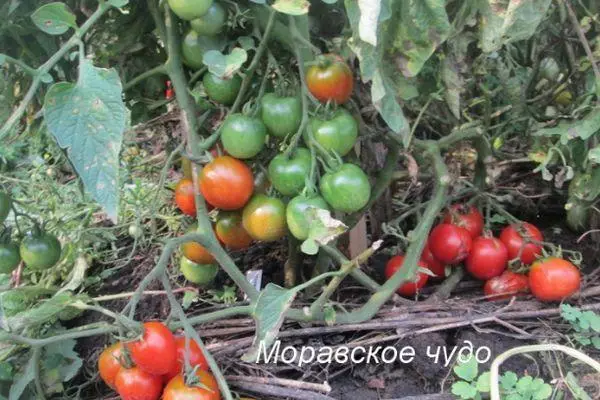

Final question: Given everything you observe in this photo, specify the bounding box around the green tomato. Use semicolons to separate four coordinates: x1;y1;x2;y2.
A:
190;2;227;35
168;0;213;21
181;30;224;70
539;57;560;82
260;93;302;138
319;163;371;213
307;108;358;156
203;73;242;105
268;148;311;196
0;242;20;274
20;233;62;270
221;114;266;159
0;191;11;225
286;194;329;240
180;256;218;285
566;199;590;232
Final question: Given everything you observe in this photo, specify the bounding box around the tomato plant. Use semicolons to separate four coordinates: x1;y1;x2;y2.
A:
174;178;197;217
180;256;218;284
483;271;529;300
242;194;287;242
384;255;429;297
307;108;358;156
190;2;227;36
114;366;163;400
319;163;371;213
98;342;124;389
268;147;311;196
168;0;213;21
428;224;472;264
163;336;209;381
306;54;353;104
20;232;61;270
465;236;508;280
499;222;543;265
200;156;254;210
163;369;220;400
220;114;266;159
442;204;484;239
286;194;330;240
127;321;177;376
215;212;253;250
261;93;302;138
529;257;581;301
203;73;242;106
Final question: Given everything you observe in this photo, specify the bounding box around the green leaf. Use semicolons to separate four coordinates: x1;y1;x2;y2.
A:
0;363;13;381
451;381;478;399
442;54;462;119
357;0;382;46
323;305;336;326
107;0;129;6
272;0;310;15
8;354;35;400
476;372;491;393
533;108;600;145
500;371;519;390
532;380;552;400
43;339;82;383
241;283;297;362
57;256;88;295
588;146;600;165
300;208;348;256
591;336;600;349
31;2;77;35
5;292;76;331
238;36;255;51
202;48;248;79
453;356;478;382
516;376;534;394
43;60;128;223
561;304;582;322
182;291;198;310
581;311;600;332
480;0;552;53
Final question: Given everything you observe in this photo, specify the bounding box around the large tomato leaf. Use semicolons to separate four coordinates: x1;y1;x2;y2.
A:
241;283;297;362
272;0;310;15
43;60;128;222
203;48;248;79
346;0;450;144
533;108;600;144
480;0;552;53
31;2;77;35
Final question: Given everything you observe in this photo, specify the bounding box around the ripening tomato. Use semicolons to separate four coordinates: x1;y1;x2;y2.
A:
181;224;216;264
465;236;508;280
98;342;124;389
442;204;484;239
163;369;220;400
174;178;196;216
114;366;163;400
499;222;543;265
200;156;254;210
306;54;353;104
242;195;287;242
428;224;472;264
384;255;429;297
483;271;529;300
180;256;218;285
163;336;209;382
215;212;253;250
529;257;581;301
420;243;446;279
127;321;177;376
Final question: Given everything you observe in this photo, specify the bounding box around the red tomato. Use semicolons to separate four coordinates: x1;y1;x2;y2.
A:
98;342;123;389
483;271;529;300
215;212;253;250
421;243;446;279
306;54;353;104
384;255;429;297
163;336;209;382
174;178;196;217
127;321;177;376
442;204;484;239
529;257;581;301
163;370;221;400
114;366;163;400
465;236;508;280
165;80;174;99
428;224;473;264
499;222;543;265
200;156;254;210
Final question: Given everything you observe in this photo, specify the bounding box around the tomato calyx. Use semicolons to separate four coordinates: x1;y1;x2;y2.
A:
183;365;214;392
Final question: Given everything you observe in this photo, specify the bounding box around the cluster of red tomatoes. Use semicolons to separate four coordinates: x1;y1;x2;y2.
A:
385;204;582;302
98;321;220;400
